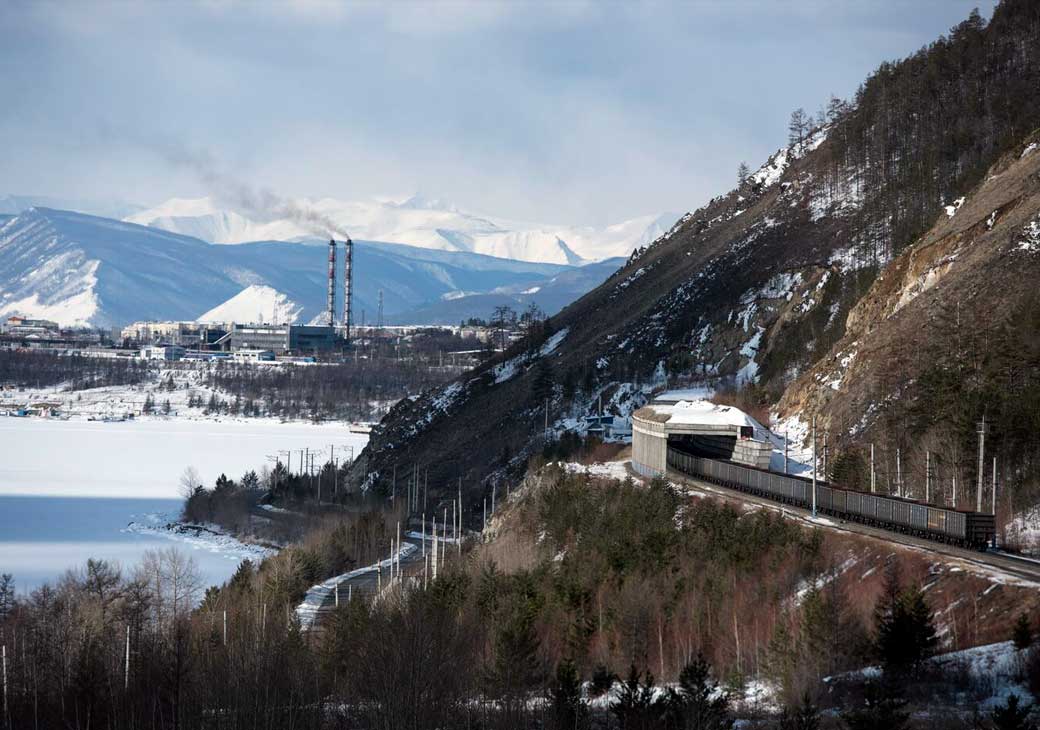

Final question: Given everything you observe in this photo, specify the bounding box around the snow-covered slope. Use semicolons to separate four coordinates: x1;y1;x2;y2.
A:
0;208;619;327
0;208;234;327
197;285;303;325
127;194;675;265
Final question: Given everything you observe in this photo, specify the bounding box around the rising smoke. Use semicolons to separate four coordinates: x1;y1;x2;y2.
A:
153;138;352;240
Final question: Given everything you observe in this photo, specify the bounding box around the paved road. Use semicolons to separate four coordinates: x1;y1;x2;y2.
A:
663;467;1040;585
296;526;461;631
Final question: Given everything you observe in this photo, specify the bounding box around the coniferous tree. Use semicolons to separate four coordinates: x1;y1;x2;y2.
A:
840;682;910;730
874;568;937;676
778;692;820;730
610;665;660;730
661;655;733;730
991;694;1035;730
550;659;588;730
1015;614;1034;651
737;161;751;187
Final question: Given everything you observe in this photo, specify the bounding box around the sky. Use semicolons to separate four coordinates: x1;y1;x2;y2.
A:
0;0;998;227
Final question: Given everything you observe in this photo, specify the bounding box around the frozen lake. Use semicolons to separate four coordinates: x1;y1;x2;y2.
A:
0;417;369;498
0;495;256;593
0;418;369;592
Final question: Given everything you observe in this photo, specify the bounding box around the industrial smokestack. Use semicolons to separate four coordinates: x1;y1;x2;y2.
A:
327;239;337;328
343;237;353;343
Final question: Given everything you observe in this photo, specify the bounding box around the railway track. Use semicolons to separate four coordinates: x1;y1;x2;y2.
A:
664;467;1040;585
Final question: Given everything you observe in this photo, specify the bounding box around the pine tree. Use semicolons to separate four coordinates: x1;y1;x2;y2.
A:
737;161;751;187
660;654;733;729
840;681;910;730
874;568;937;675
550;659;588;730
1014;614;1034;651
532;357;554;402
991;693;1035;730
778;692;820;730
609;665;659;730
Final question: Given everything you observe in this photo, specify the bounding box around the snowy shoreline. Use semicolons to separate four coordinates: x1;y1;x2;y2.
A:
123;511;280;564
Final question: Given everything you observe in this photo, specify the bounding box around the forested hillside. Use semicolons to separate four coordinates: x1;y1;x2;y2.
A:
353;0;1040;516
776;130;1040;532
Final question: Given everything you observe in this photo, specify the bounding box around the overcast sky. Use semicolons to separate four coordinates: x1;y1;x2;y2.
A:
0;0;997;227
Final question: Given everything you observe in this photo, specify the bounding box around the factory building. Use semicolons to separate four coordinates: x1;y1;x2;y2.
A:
3;316;60;335
227;323;336;354
631;391;775;477
140;344;186;361
121;321;227;348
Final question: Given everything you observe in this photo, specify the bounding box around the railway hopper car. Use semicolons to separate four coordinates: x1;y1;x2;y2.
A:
666;447;994;549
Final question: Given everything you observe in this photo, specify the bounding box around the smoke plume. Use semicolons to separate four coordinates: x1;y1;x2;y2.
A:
155;138;351;240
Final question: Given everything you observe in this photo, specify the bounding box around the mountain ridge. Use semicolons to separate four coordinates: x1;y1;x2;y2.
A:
0;207;618;327
126;194;675;266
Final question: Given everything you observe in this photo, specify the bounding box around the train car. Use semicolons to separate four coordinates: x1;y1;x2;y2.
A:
666;445;993;550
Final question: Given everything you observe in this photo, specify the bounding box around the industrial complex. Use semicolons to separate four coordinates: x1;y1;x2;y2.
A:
2;238;359;362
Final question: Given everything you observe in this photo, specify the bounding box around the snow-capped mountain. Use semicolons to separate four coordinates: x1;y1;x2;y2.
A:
126;194;675;265
197;285;304;325
0;194;144;221
0;207;620;328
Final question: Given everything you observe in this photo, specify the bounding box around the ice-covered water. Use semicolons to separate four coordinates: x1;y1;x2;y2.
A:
0;495;249;592
0;418;369;498
0;418;369;592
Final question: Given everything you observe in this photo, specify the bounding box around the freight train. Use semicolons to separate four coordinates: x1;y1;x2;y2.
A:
667;446;995;549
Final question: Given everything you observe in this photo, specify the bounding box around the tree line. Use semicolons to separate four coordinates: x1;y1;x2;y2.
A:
0;349;149;391
5;466;1037;728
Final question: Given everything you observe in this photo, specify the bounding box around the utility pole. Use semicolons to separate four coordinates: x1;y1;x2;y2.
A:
823;432;828;480
124;625;130;690
896;448;902;498
925;451;931;503
870;443;876;493
977;416;987;513
783;432;788;474
992;456;997;515
432;517;439;580
811;415;817;518
952;476;958;508
223;610;227;646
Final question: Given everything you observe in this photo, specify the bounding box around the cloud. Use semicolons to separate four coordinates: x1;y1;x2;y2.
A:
0;0;998;226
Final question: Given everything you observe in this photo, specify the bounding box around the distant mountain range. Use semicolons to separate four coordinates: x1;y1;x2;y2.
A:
0;207;625;328
124;194;675;265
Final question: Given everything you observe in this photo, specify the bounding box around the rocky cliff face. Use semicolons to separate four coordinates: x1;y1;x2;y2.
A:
774;134;1040;506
